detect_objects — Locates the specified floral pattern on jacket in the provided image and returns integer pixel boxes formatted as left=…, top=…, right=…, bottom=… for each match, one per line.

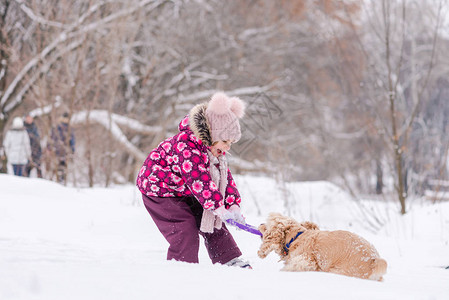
left=136, top=113, right=241, bottom=210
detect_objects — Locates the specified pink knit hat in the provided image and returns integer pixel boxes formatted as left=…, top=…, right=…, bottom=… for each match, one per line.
left=205, top=92, right=245, bottom=143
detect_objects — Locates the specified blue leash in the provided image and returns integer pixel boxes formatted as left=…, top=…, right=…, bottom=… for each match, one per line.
left=283, top=231, right=303, bottom=255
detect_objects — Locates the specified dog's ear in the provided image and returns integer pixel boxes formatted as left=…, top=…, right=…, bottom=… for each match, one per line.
left=268, top=212, right=283, bottom=222
left=300, top=221, right=319, bottom=230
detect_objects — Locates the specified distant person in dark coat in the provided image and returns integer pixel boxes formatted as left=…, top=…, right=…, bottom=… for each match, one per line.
left=24, top=114, right=43, bottom=178
left=3, top=117, right=31, bottom=176
left=49, top=113, right=75, bottom=184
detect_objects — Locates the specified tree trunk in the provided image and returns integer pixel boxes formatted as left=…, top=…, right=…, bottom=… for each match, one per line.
left=389, top=91, right=406, bottom=214
left=0, top=119, right=7, bottom=173
left=86, top=113, right=94, bottom=188
left=0, top=2, right=10, bottom=174
left=376, top=160, right=383, bottom=194
left=384, top=0, right=407, bottom=214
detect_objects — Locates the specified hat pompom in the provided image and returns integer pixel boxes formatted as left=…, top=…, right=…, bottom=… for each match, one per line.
left=205, top=92, right=244, bottom=143
left=230, top=97, right=245, bottom=118
left=208, top=92, right=231, bottom=115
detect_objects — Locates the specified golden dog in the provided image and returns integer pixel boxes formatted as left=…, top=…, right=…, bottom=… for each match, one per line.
left=258, top=213, right=387, bottom=281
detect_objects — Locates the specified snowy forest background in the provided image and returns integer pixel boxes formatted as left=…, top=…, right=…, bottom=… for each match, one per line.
left=1, top=0, right=449, bottom=216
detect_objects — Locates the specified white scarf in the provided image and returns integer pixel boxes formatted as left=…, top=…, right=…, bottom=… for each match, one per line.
left=199, top=151, right=228, bottom=233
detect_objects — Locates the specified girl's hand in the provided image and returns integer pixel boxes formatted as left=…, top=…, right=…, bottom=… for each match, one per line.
left=213, top=206, right=233, bottom=221
left=228, top=205, right=246, bottom=224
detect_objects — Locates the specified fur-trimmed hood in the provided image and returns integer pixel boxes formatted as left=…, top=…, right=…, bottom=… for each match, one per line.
left=184, top=102, right=213, bottom=147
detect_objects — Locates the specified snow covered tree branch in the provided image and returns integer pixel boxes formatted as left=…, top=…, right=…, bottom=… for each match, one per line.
left=71, top=110, right=161, bottom=162
left=0, top=0, right=165, bottom=117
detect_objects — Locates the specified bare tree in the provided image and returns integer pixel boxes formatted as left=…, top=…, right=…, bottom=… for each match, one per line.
left=325, top=0, right=445, bottom=214
left=0, top=0, right=164, bottom=175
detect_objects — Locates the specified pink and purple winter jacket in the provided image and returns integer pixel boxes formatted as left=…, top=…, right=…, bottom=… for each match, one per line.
left=136, top=112, right=241, bottom=211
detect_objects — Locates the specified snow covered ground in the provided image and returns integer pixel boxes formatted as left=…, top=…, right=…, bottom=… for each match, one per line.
left=1, top=173, right=448, bottom=300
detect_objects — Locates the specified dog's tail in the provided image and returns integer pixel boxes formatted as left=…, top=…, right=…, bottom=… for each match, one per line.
left=369, top=258, right=387, bottom=281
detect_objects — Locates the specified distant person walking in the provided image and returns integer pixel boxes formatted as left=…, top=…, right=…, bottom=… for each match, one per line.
left=3, top=117, right=31, bottom=176
left=49, top=113, right=75, bottom=184
left=24, top=114, right=43, bottom=178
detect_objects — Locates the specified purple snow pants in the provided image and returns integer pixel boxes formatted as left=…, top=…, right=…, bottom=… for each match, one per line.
left=142, top=194, right=242, bottom=264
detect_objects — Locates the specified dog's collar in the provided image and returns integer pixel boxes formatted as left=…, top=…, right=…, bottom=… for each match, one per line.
left=283, top=231, right=304, bottom=256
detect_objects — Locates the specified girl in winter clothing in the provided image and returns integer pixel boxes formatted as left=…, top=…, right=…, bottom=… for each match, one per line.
left=136, top=92, right=250, bottom=267
left=3, top=117, right=31, bottom=176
